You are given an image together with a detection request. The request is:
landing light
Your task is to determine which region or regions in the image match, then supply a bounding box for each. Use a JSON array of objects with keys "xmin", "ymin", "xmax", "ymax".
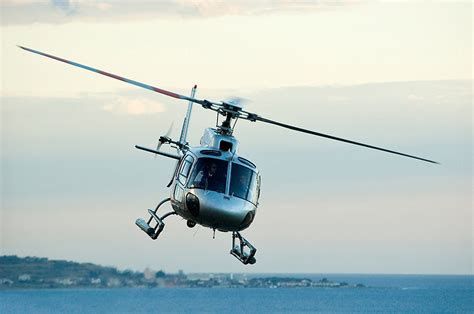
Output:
[{"xmin": 186, "ymin": 193, "xmax": 200, "ymax": 217}]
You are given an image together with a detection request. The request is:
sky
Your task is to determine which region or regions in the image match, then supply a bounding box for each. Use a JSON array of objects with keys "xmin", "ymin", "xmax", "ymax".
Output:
[{"xmin": 1, "ymin": 1, "xmax": 472, "ymax": 274}]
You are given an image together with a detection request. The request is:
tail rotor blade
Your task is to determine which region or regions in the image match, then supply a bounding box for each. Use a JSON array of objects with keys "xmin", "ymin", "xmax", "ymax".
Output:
[
  {"xmin": 155, "ymin": 121, "xmax": 174, "ymax": 158},
  {"xmin": 165, "ymin": 121, "xmax": 174, "ymax": 138}
]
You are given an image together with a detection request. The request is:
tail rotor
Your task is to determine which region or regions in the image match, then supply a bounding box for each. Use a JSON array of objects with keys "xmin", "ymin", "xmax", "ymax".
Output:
[{"xmin": 155, "ymin": 121, "xmax": 174, "ymax": 159}]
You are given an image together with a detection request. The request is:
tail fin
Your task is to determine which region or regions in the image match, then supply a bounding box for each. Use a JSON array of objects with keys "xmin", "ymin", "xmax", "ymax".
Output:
[{"xmin": 179, "ymin": 85, "xmax": 197, "ymax": 146}]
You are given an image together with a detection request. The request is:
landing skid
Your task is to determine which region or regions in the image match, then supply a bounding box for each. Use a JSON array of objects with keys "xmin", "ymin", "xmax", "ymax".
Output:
[
  {"xmin": 136, "ymin": 198, "xmax": 176, "ymax": 240},
  {"xmin": 230, "ymin": 232, "xmax": 257, "ymax": 265},
  {"xmin": 136, "ymin": 199, "xmax": 257, "ymax": 265}
]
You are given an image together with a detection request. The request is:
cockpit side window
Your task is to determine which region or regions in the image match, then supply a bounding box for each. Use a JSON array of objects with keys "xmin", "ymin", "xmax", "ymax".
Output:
[
  {"xmin": 178, "ymin": 155, "xmax": 194, "ymax": 185},
  {"xmin": 230, "ymin": 163, "xmax": 258, "ymax": 205},
  {"xmin": 187, "ymin": 158, "xmax": 228, "ymax": 194}
]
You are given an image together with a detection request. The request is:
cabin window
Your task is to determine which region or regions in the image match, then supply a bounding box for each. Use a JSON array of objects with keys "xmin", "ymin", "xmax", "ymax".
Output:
[
  {"xmin": 238, "ymin": 156, "xmax": 256, "ymax": 169},
  {"xmin": 187, "ymin": 158, "xmax": 228, "ymax": 194},
  {"xmin": 200, "ymin": 150, "xmax": 221, "ymax": 156},
  {"xmin": 219, "ymin": 140, "xmax": 233, "ymax": 151},
  {"xmin": 230, "ymin": 163, "xmax": 258, "ymax": 205},
  {"xmin": 173, "ymin": 184, "xmax": 184, "ymax": 202},
  {"xmin": 178, "ymin": 155, "xmax": 194, "ymax": 185}
]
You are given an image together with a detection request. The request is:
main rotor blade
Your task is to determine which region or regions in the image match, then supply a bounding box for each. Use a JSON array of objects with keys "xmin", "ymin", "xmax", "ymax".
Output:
[
  {"xmin": 255, "ymin": 116, "xmax": 438, "ymax": 164},
  {"xmin": 18, "ymin": 45, "xmax": 207, "ymax": 106}
]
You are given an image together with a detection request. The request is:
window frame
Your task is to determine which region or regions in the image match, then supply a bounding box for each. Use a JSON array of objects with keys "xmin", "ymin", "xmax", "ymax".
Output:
[{"xmin": 178, "ymin": 155, "xmax": 195, "ymax": 185}]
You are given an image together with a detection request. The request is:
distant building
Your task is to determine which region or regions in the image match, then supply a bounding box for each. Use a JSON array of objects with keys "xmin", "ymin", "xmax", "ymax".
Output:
[
  {"xmin": 55, "ymin": 278, "xmax": 74, "ymax": 286},
  {"xmin": 107, "ymin": 278, "xmax": 121, "ymax": 287},
  {"xmin": 187, "ymin": 273, "xmax": 211, "ymax": 281},
  {"xmin": 18, "ymin": 274, "xmax": 31, "ymax": 282},
  {"xmin": 0, "ymin": 278, "xmax": 14, "ymax": 285},
  {"xmin": 143, "ymin": 267, "xmax": 156, "ymax": 281}
]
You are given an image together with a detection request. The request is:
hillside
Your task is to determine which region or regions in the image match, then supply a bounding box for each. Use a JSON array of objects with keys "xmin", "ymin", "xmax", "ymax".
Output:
[
  {"xmin": 0, "ymin": 255, "xmax": 364, "ymax": 289},
  {"xmin": 0, "ymin": 255, "xmax": 169, "ymax": 289}
]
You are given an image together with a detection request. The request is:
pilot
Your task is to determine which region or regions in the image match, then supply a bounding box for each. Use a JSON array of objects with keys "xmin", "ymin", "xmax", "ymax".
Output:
[{"xmin": 201, "ymin": 162, "xmax": 225, "ymax": 192}]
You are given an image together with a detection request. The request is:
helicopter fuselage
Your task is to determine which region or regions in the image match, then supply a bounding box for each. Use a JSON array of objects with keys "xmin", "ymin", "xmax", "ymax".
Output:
[{"xmin": 170, "ymin": 129, "xmax": 261, "ymax": 232}]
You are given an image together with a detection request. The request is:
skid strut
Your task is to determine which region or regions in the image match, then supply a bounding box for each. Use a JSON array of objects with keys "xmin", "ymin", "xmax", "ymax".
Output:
[
  {"xmin": 230, "ymin": 232, "xmax": 257, "ymax": 265},
  {"xmin": 135, "ymin": 198, "xmax": 176, "ymax": 240}
]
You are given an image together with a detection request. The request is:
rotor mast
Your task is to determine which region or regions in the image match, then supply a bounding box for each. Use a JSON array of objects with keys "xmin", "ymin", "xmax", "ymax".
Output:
[
  {"xmin": 216, "ymin": 101, "xmax": 243, "ymax": 136},
  {"xmin": 218, "ymin": 113, "xmax": 234, "ymax": 135}
]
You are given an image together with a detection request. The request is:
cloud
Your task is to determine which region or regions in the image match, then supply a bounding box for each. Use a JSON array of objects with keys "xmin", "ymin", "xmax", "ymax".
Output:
[
  {"xmin": 1, "ymin": 0, "xmax": 361, "ymax": 25},
  {"xmin": 407, "ymin": 94, "xmax": 424, "ymax": 101},
  {"xmin": 102, "ymin": 97, "xmax": 167, "ymax": 115}
]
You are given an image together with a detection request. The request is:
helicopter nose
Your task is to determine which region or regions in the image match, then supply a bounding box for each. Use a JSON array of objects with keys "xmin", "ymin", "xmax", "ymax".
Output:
[
  {"xmin": 238, "ymin": 210, "xmax": 256, "ymax": 231},
  {"xmin": 191, "ymin": 190, "xmax": 256, "ymax": 231}
]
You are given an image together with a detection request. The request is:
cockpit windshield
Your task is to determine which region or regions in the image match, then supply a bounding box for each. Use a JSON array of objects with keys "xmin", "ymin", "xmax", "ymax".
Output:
[
  {"xmin": 230, "ymin": 163, "xmax": 258, "ymax": 204},
  {"xmin": 188, "ymin": 158, "xmax": 228, "ymax": 193}
]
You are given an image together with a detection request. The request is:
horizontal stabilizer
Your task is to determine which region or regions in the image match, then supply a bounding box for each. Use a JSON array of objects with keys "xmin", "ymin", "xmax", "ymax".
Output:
[{"xmin": 135, "ymin": 145, "xmax": 180, "ymax": 160}]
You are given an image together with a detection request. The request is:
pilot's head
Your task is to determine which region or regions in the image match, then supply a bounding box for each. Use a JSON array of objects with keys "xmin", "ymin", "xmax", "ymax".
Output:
[{"xmin": 209, "ymin": 162, "xmax": 218, "ymax": 176}]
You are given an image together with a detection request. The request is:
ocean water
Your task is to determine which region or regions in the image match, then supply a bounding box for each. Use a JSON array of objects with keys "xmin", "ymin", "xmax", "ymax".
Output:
[{"xmin": 1, "ymin": 275, "xmax": 472, "ymax": 313}]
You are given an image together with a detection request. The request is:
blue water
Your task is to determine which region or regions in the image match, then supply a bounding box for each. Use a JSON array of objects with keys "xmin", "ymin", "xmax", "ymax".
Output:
[{"xmin": 1, "ymin": 275, "xmax": 472, "ymax": 313}]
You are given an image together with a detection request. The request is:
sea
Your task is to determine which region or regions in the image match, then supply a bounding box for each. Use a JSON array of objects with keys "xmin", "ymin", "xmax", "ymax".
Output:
[{"xmin": 1, "ymin": 274, "xmax": 472, "ymax": 313}]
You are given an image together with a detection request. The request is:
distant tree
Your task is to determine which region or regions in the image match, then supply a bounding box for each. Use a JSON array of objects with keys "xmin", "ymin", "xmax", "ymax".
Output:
[
  {"xmin": 156, "ymin": 270, "xmax": 166, "ymax": 278},
  {"xmin": 122, "ymin": 269, "xmax": 133, "ymax": 276},
  {"xmin": 89, "ymin": 270, "xmax": 100, "ymax": 278}
]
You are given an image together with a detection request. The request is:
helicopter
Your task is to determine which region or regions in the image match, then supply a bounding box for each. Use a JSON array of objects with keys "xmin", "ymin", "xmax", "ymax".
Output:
[{"xmin": 19, "ymin": 46, "xmax": 438, "ymax": 265}]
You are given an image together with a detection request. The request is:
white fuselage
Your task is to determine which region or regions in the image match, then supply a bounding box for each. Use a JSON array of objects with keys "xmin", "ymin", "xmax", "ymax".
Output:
[{"xmin": 170, "ymin": 129, "xmax": 260, "ymax": 232}]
